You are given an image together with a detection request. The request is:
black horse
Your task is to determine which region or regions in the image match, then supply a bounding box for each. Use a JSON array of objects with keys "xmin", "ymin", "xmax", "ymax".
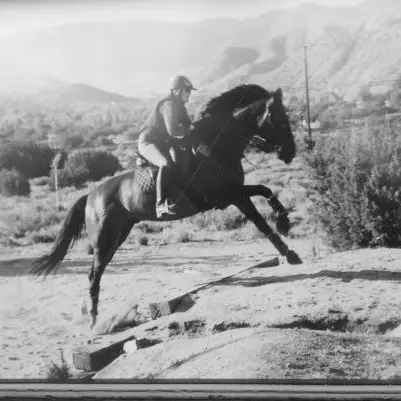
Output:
[{"xmin": 31, "ymin": 84, "xmax": 302, "ymax": 328}]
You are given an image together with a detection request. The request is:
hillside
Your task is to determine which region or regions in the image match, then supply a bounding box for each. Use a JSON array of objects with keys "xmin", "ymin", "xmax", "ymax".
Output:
[
  {"xmin": 43, "ymin": 82, "xmax": 138, "ymax": 104},
  {"xmin": 0, "ymin": 72, "xmax": 142, "ymax": 105},
  {"xmin": 0, "ymin": 0, "xmax": 401, "ymax": 100}
]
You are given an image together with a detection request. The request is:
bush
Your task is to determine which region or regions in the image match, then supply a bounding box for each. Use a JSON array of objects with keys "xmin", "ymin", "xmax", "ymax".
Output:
[
  {"xmin": 31, "ymin": 176, "xmax": 50, "ymax": 186},
  {"xmin": 305, "ymin": 122, "xmax": 401, "ymax": 250},
  {"xmin": 67, "ymin": 150, "xmax": 121, "ymax": 181},
  {"xmin": 0, "ymin": 169, "xmax": 31, "ymax": 196},
  {"xmin": 138, "ymin": 236, "xmax": 149, "ymax": 246},
  {"xmin": 62, "ymin": 134, "xmax": 84, "ymax": 149},
  {"xmin": 0, "ymin": 141, "xmax": 55, "ymax": 178},
  {"xmin": 175, "ymin": 230, "xmax": 192, "ymax": 243},
  {"xmin": 50, "ymin": 150, "xmax": 121, "ymax": 189},
  {"xmin": 188, "ymin": 207, "xmax": 248, "ymax": 232},
  {"xmin": 46, "ymin": 350, "xmax": 72, "ymax": 382}
]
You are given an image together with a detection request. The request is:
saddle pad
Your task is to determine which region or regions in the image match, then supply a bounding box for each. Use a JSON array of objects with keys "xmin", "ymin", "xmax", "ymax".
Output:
[{"xmin": 133, "ymin": 167, "xmax": 156, "ymax": 194}]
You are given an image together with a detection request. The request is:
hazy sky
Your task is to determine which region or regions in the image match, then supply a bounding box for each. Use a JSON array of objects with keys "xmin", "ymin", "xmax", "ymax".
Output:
[{"xmin": 0, "ymin": 0, "xmax": 368, "ymax": 39}]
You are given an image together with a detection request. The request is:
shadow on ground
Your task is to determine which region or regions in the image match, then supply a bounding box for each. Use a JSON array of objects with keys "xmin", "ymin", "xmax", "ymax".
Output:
[{"xmin": 213, "ymin": 269, "xmax": 401, "ymax": 288}]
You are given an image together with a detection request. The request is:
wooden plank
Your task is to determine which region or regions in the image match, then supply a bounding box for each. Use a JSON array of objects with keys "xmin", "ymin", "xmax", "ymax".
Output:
[
  {"xmin": 149, "ymin": 293, "xmax": 194, "ymax": 320},
  {"xmin": 72, "ymin": 335, "xmax": 136, "ymax": 372},
  {"xmin": 71, "ymin": 257, "xmax": 281, "ymax": 373}
]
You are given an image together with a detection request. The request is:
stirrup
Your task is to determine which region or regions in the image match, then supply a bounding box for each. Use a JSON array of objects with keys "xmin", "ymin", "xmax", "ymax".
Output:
[{"xmin": 156, "ymin": 200, "xmax": 177, "ymax": 218}]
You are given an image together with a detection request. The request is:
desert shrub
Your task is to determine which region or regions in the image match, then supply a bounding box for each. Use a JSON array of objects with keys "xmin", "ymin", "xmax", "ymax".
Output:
[
  {"xmin": 0, "ymin": 141, "xmax": 55, "ymax": 178},
  {"xmin": 50, "ymin": 150, "xmax": 121, "ymax": 189},
  {"xmin": 304, "ymin": 122, "xmax": 401, "ymax": 250},
  {"xmin": 31, "ymin": 176, "xmax": 50, "ymax": 186},
  {"xmin": 64, "ymin": 163, "xmax": 91, "ymax": 189},
  {"xmin": 191, "ymin": 207, "xmax": 247, "ymax": 232},
  {"xmin": 213, "ymin": 207, "xmax": 248, "ymax": 231},
  {"xmin": 0, "ymin": 169, "xmax": 31, "ymax": 197},
  {"xmin": 64, "ymin": 150, "xmax": 120, "ymax": 181},
  {"xmin": 30, "ymin": 231, "xmax": 56, "ymax": 244},
  {"xmin": 62, "ymin": 134, "xmax": 84, "ymax": 149},
  {"xmin": 175, "ymin": 230, "xmax": 192, "ymax": 243},
  {"xmin": 95, "ymin": 137, "xmax": 115, "ymax": 147},
  {"xmin": 49, "ymin": 165, "xmax": 89, "ymax": 189},
  {"xmin": 188, "ymin": 213, "xmax": 211, "ymax": 230},
  {"xmin": 46, "ymin": 350, "xmax": 72, "ymax": 382},
  {"xmin": 138, "ymin": 235, "xmax": 149, "ymax": 246},
  {"xmin": 67, "ymin": 150, "xmax": 121, "ymax": 181},
  {"xmin": 137, "ymin": 222, "xmax": 164, "ymax": 234},
  {"xmin": 11, "ymin": 204, "xmax": 63, "ymax": 239}
]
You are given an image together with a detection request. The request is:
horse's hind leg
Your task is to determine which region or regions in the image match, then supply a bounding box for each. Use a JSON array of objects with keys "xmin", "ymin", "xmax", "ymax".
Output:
[{"xmin": 87, "ymin": 202, "xmax": 135, "ymax": 328}]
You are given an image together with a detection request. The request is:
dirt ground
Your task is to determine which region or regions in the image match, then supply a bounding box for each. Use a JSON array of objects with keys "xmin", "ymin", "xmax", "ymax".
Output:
[{"xmin": 2, "ymin": 237, "xmax": 401, "ymax": 381}]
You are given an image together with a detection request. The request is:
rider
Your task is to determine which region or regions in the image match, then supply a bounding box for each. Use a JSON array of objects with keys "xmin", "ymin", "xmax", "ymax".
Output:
[{"xmin": 138, "ymin": 75, "xmax": 196, "ymax": 218}]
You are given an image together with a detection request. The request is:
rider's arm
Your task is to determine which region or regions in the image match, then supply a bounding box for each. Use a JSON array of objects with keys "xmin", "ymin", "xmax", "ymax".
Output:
[
  {"xmin": 180, "ymin": 106, "xmax": 193, "ymax": 128},
  {"xmin": 162, "ymin": 100, "xmax": 190, "ymax": 138}
]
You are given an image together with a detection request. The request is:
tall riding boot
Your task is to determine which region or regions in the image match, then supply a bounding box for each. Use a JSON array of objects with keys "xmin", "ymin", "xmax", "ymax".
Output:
[
  {"xmin": 156, "ymin": 166, "xmax": 176, "ymax": 218},
  {"xmin": 156, "ymin": 166, "xmax": 166, "ymax": 206}
]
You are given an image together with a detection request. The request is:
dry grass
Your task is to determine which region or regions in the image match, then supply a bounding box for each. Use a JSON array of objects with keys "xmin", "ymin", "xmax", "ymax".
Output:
[
  {"xmin": 0, "ymin": 151, "xmax": 318, "ymax": 248},
  {"xmin": 45, "ymin": 350, "xmax": 72, "ymax": 382}
]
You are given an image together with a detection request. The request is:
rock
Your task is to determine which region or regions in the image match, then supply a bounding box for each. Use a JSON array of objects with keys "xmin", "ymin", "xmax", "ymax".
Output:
[
  {"xmin": 123, "ymin": 339, "xmax": 138, "ymax": 354},
  {"xmin": 285, "ymin": 362, "xmax": 307, "ymax": 370}
]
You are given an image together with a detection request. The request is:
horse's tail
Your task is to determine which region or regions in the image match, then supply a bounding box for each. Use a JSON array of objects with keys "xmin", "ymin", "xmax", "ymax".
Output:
[{"xmin": 30, "ymin": 195, "xmax": 88, "ymax": 277}]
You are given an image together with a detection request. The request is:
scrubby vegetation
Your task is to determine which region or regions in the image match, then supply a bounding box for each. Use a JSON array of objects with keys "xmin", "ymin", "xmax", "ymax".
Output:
[
  {"xmin": 49, "ymin": 149, "xmax": 121, "ymax": 189},
  {"xmin": 2, "ymin": 80, "xmax": 401, "ymax": 253},
  {"xmin": 304, "ymin": 119, "xmax": 401, "ymax": 250},
  {"xmin": 45, "ymin": 350, "xmax": 72, "ymax": 382},
  {"xmin": 0, "ymin": 141, "xmax": 55, "ymax": 178},
  {"xmin": 0, "ymin": 168, "xmax": 31, "ymax": 197},
  {"xmin": 0, "ymin": 151, "xmax": 315, "ymax": 248},
  {"xmin": 288, "ymin": 80, "xmax": 401, "ymax": 134}
]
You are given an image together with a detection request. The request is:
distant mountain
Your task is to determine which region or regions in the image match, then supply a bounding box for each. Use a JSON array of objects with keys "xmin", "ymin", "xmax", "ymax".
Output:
[
  {"xmin": 0, "ymin": 72, "xmax": 142, "ymax": 105},
  {"xmin": 1, "ymin": 0, "xmax": 401, "ymax": 101},
  {"xmin": 198, "ymin": 46, "xmax": 260, "ymax": 86},
  {"xmin": 40, "ymin": 82, "xmax": 136, "ymax": 104}
]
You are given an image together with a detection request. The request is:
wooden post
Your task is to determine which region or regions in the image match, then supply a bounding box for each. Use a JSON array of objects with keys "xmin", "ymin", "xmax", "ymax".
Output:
[{"xmin": 52, "ymin": 151, "xmax": 62, "ymax": 210}]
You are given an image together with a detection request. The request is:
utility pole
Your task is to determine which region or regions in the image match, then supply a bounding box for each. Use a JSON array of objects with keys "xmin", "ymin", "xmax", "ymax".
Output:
[{"xmin": 303, "ymin": 44, "xmax": 315, "ymax": 150}]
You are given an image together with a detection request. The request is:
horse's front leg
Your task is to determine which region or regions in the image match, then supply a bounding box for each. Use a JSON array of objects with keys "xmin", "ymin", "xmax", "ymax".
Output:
[
  {"xmin": 242, "ymin": 184, "xmax": 290, "ymax": 236},
  {"xmin": 233, "ymin": 195, "xmax": 302, "ymax": 265}
]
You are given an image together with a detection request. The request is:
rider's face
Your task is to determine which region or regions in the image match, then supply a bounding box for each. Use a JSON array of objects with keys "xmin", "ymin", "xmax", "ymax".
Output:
[{"xmin": 180, "ymin": 88, "xmax": 191, "ymax": 103}]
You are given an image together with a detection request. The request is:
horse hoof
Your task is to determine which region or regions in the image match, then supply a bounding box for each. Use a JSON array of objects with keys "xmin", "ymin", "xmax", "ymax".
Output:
[{"xmin": 286, "ymin": 250, "xmax": 303, "ymax": 265}]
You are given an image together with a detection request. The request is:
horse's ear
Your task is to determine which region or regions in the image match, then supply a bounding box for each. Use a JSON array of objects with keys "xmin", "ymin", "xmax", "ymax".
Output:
[{"xmin": 274, "ymin": 87, "xmax": 283, "ymax": 100}]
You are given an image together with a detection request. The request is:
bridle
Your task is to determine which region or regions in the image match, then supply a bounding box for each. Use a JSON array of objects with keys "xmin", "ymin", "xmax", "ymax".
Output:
[{"xmin": 233, "ymin": 97, "xmax": 283, "ymax": 154}]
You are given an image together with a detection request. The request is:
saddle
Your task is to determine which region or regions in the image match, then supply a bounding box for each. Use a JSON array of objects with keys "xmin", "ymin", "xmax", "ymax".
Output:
[
  {"xmin": 132, "ymin": 142, "xmax": 230, "ymax": 212},
  {"xmin": 133, "ymin": 145, "xmax": 193, "ymax": 195},
  {"xmin": 132, "ymin": 147, "xmax": 207, "ymax": 216},
  {"xmin": 132, "ymin": 161, "xmax": 157, "ymax": 194}
]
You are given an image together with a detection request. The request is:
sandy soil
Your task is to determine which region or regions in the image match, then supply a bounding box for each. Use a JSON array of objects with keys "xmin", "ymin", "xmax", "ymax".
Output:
[{"xmin": 2, "ymin": 237, "xmax": 401, "ymax": 380}]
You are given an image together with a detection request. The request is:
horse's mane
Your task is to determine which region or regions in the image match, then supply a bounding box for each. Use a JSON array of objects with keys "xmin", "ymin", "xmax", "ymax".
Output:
[
  {"xmin": 191, "ymin": 84, "xmax": 274, "ymax": 158},
  {"xmin": 198, "ymin": 84, "xmax": 271, "ymax": 119}
]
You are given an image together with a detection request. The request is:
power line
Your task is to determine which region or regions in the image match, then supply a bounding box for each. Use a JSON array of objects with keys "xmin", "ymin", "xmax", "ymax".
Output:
[
  {"xmin": 282, "ymin": 78, "xmax": 401, "ymax": 94},
  {"xmin": 298, "ymin": 119, "xmax": 401, "ymax": 136}
]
